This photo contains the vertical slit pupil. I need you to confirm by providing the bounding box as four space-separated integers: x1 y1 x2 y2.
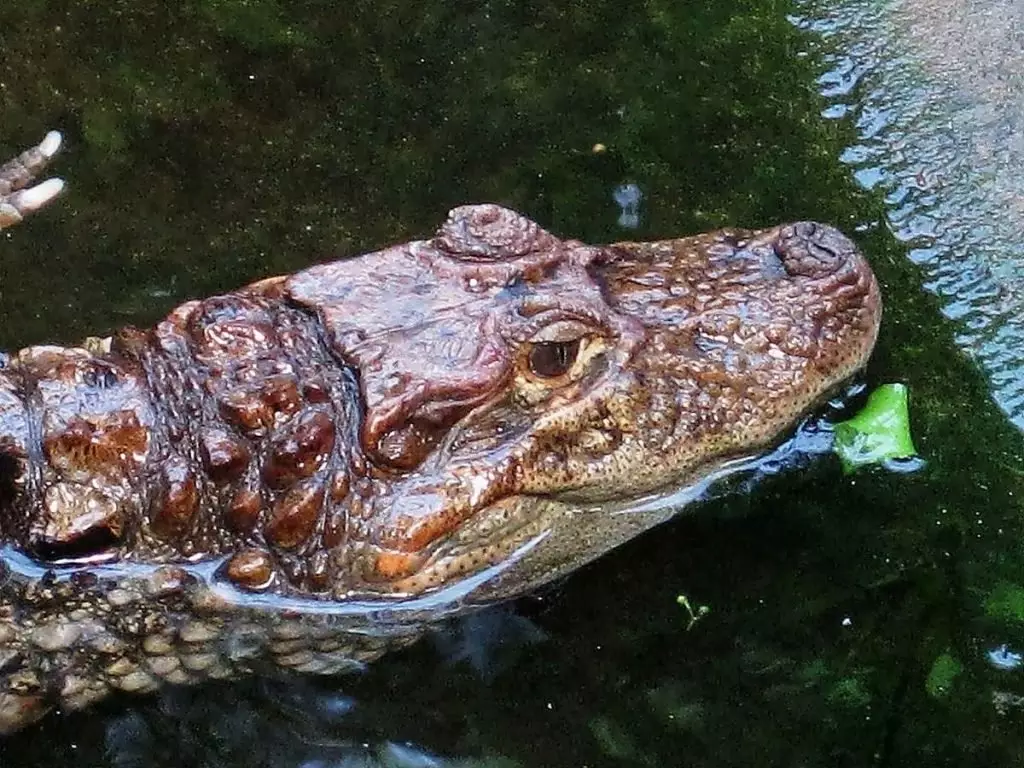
529 339 581 378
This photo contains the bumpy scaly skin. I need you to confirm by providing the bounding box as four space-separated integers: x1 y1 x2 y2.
0 133 882 733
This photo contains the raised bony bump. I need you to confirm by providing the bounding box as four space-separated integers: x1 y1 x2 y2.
432 204 560 260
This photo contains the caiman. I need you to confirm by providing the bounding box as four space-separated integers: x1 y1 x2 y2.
0 132 881 733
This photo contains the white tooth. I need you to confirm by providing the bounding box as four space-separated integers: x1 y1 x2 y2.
39 130 63 158
15 178 65 212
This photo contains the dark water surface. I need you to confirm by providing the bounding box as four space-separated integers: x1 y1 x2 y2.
2 1 1024 766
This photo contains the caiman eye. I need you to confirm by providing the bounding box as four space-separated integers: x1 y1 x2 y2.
527 338 582 378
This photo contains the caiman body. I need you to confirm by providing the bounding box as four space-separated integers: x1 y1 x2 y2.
0 133 881 733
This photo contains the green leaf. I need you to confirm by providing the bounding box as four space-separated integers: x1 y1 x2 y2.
833 383 918 472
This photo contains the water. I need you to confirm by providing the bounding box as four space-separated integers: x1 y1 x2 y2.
2 0 1024 765
803 0 1024 429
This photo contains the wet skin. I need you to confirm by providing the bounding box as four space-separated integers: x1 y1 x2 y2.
0 134 881 732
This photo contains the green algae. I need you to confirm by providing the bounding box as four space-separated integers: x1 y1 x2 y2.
983 582 1024 625
925 652 963 699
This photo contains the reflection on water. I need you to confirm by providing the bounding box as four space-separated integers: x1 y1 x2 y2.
612 182 643 229
102 676 515 768
987 644 1024 672
802 0 1024 428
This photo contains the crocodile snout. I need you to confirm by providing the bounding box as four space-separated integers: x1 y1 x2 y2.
771 221 862 280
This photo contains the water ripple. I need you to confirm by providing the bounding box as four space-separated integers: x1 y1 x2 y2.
800 0 1024 430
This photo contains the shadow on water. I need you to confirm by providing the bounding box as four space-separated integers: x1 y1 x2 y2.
1 0 1024 765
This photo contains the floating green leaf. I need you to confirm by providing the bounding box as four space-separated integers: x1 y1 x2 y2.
833 383 918 472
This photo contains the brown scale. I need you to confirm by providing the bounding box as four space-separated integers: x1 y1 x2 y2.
198 428 251 484
1 346 156 558
223 549 275 591
0 274 366 587
149 456 199 539
261 409 336 489
144 291 358 589
264 478 325 550
225 488 262 535
217 390 274 435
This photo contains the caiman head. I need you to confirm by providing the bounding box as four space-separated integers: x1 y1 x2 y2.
284 204 881 603
0 135 881 609
0 133 882 736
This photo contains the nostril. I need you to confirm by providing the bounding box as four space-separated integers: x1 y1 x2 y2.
772 222 857 279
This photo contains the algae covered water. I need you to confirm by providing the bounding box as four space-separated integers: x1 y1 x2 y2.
2 0 1024 765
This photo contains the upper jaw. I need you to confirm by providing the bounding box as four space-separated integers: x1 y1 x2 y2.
349 221 881 590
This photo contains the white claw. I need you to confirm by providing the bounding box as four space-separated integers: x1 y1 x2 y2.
38 130 63 159
12 178 65 213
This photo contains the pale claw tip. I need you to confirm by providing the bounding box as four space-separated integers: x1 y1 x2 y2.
39 131 63 159
16 178 65 213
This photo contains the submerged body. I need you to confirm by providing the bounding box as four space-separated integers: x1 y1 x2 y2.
0 134 881 732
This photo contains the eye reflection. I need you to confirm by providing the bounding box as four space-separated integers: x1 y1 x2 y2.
527 339 581 378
